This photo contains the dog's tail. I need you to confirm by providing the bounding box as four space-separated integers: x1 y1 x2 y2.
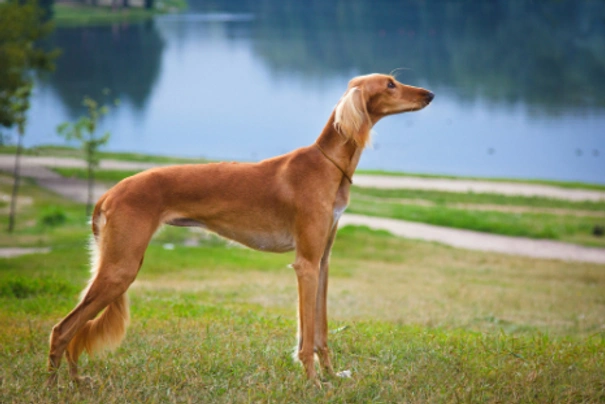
66 203 130 363
66 291 130 363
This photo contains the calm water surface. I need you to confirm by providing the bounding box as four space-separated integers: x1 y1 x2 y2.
20 0 605 183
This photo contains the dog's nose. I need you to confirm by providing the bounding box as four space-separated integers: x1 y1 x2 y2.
425 91 435 103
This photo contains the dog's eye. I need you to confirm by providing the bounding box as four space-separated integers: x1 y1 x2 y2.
387 81 396 89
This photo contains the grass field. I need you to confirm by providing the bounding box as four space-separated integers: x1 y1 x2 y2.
1 174 604 402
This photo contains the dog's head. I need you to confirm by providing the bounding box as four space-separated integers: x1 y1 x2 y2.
334 73 434 148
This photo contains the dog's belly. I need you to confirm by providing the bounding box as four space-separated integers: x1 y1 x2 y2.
238 232 295 253
213 226 295 253
166 217 295 253
166 218 206 227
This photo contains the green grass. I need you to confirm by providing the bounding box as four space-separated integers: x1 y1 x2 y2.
352 187 605 212
53 167 144 182
0 175 89 248
1 312 603 403
349 188 605 248
1 228 605 402
1 179 604 402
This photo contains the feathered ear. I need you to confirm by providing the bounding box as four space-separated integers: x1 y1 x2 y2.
333 87 371 148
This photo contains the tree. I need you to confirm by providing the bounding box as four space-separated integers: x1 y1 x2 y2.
38 0 55 21
57 94 119 216
0 0 57 128
1 0 58 232
7 84 32 233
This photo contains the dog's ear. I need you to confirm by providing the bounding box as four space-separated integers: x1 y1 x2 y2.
334 87 371 148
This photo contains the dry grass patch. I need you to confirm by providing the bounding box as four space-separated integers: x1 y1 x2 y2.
131 226 605 337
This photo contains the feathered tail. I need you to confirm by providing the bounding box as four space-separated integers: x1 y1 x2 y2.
66 292 130 362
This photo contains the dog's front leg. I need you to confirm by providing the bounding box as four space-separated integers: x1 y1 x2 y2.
314 225 338 377
292 254 320 384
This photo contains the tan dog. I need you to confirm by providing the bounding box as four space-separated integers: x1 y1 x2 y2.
46 73 433 386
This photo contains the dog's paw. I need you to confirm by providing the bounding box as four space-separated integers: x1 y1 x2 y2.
70 375 96 389
336 370 352 378
45 373 59 389
73 375 94 384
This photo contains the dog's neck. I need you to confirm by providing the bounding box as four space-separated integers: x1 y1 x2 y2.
315 111 365 183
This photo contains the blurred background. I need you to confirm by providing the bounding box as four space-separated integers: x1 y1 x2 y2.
8 0 605 183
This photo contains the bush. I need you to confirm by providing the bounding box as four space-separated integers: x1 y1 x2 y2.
0 276 76 299
39 206 67 227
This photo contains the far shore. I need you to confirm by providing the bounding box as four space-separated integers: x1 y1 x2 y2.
53 0 186 26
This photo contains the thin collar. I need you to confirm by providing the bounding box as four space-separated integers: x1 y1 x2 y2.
314 143 353 184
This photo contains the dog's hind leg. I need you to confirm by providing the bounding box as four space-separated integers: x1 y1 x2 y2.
47 266 135 385
46 210 157 386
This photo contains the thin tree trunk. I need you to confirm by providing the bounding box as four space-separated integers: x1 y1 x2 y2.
87 159 94 217
8 130 24 232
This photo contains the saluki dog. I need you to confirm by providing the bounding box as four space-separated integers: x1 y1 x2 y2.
46 73 433 386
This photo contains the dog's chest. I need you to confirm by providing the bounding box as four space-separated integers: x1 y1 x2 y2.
332 188 350 223
333 205 346 222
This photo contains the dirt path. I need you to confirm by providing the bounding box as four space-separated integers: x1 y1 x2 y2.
352 193 605 218
340 214 605 264
1 154 604 263
353 175 605 202
0 247 51 258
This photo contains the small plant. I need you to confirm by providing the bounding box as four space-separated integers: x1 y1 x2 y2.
57 92 119 216
39 206 67 227
0 276 75 299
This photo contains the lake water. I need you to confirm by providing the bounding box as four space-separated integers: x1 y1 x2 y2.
18 0 605 183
